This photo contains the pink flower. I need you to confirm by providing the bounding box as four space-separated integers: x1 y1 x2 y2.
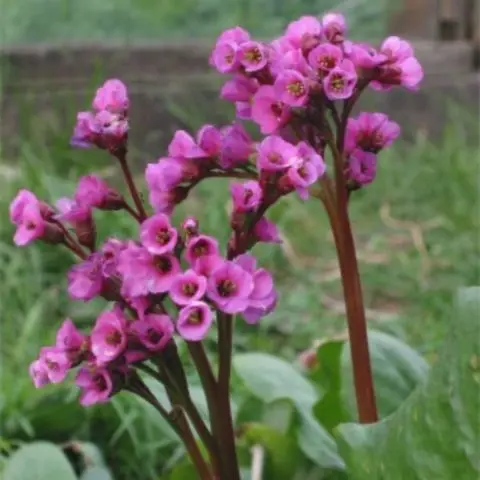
177 301 214 341
119 244 181 296
216 26 250 45
140 213 178 255
257 135 297 171
345 112 400 153
90 308 128 365
230 180 263 212
39 346 71 384
323 59 357 100
76 367 113 406
220 75 259 103
207 261 254 314
75 175 122 210
348 43 386 69
270 47 310 78
253 217 282 244
238 41 268 72
130 314 174 351
169 269 207 305
168 130 206 159
322 12 347 43
380 36 414 63
29 358 50 388
92 79 129 114
146 158 199 191
220 123 253 168
100 238 126 277
148 189 177 215
211 41 240 73
308 43 343 75
284 16 322 48
193 254 224 277
71 112 96 149
196 125 222 157
347 149 377 185
55 319 85 357
296 142 327 177
10 189 39 225
287 160 320 200
234 254 277 323
182 216 199 237
274 70 309 107
68 254 104 301
251 86 290 135
185 235 220 265
13 203 45 246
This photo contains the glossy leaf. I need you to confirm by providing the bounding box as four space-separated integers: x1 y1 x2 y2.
341 329 429 418
80 466 113 480
336 287 480 479
3 442 77 480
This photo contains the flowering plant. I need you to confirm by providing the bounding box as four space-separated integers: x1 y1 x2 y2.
9 12 428 479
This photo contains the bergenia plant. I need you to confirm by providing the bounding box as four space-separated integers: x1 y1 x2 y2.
11 13 423 479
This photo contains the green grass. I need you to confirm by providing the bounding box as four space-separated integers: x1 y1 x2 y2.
0 106 478 477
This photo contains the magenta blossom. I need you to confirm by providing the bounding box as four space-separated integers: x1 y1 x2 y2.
230 180 262 212
130 314 174 351
177 301 214 341
9 189 39 225
13 203 45 246
185 234 220 265
323 59 358 100
234 254 277 323
220 123 253 168
215 26 250 45
55 197 95 250
274 70 309 107
322 12 347 43
168 130 206 159
29 358 50 388
347 149 377 185
238 41 268 72
75 175 122 210
207 261 254 314
257 135 297 171
76 367 113 406
308 43 343 75
348 43 386 69
196 125 222 157
140 213 178 255
39 346 71 384
251 86 291 135
182 216 199 236
68 254 104 301
287 159 320 200
193 254 224 278
100 238 126 277
296 142 327 177
254 217 282 244
56 319 86 358
284 16 322 48
211 41 241 73
93 79 129 114
169 269 207 306
90 308 128 365
345 112 400 153
220 75 259 103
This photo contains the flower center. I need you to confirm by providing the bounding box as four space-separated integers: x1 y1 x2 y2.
268 152 281 164
188 309 202 324
156 229 171 245
146 328 163 344
244 188 253 203
25 221 36 230
46 359 58 371
105 330 122 346
182 281 198 296
287 81 305 97
244 47 262 64
93 374 107 391
330 74 345 92
298 165 308 179
218 279 236 297
320 56 335 70
153 255 172 273
192 240 209 258
271 102 283 118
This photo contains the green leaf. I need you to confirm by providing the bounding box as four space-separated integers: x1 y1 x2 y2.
341 330 429 418
312 340 350 432
244 423 302 480
233 353 320 409
4 442 77 480
336 287 480 479
80 466 113 480
233 352 344 471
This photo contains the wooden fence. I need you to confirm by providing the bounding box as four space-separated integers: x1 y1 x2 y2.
0 0 478 162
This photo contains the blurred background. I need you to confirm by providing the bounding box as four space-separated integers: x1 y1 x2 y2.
0 0 478 478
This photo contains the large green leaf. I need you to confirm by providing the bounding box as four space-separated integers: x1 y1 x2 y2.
336 287 480 479
3 442 77 480
233 352 344 470
341 330 429 419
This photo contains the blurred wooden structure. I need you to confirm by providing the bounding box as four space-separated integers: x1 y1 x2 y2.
0 1 478 161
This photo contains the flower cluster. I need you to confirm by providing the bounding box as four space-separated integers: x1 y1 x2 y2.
10 12 423 415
